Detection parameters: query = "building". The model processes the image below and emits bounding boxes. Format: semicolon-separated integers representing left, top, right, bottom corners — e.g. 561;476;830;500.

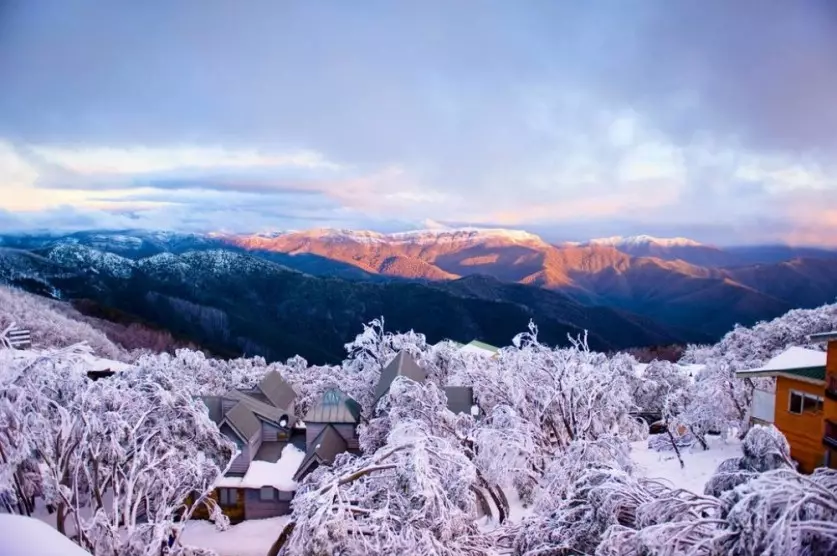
196;350;479;522
374;349;479;416
736;337;837;473
197;371;304;522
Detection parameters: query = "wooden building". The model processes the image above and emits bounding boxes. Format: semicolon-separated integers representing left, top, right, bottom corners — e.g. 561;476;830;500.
737;337;837;473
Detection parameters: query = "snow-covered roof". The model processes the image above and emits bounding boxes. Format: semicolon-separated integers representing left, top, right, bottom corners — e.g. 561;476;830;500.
756;347;825;372
460;340;500;357
0;514;91;555
215;444;305;492
736;346;827;383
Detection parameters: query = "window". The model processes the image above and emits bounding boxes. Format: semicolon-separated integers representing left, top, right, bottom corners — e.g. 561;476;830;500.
259;487;274;501
218;488;237;507
278;490;294;501
789;390;823;415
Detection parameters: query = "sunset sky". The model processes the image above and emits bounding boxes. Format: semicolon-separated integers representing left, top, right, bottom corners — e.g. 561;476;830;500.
1;1;836;245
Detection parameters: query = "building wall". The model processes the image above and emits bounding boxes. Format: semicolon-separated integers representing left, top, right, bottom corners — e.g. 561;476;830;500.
774;376;825;473
243;488;293;519
261;421;290;442
188;489;246;523
752;388;776;424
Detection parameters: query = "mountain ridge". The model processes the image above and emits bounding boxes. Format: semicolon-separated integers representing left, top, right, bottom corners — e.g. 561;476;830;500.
4;228;837;341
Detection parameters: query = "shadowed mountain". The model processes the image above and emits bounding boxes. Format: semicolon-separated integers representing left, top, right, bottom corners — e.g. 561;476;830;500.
0;243;695;363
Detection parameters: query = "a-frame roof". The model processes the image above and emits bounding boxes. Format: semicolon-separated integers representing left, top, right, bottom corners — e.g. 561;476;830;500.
256;370;297;411
223;401;262;441
303;388;362;424
374;350;427;402
225;389;293;426
293;424;349;481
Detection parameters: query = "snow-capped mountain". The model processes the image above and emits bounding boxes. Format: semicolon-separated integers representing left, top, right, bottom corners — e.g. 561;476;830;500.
5;228;837;342
585;235;704;248
237;227;547;247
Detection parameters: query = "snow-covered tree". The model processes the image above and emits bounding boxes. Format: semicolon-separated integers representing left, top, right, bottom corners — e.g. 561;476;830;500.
279;420;492;556
704;424;793;497
0;285;127;360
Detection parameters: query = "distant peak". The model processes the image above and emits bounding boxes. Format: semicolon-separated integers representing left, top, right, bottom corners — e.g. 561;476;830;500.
268;227;547;245
586;235;703;248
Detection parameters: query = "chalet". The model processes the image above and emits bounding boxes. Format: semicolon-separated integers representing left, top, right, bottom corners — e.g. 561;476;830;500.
196;350;480;522
736;338;837;473
197;371;304;522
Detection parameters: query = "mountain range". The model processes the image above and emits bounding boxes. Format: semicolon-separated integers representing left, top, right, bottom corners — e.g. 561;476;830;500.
2;228;836;363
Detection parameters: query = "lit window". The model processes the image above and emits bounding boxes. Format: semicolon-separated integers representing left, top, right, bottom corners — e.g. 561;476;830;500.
259;487;274;501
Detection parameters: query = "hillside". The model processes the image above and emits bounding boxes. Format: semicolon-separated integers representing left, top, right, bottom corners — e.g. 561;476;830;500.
226;229;837;336
0;245;693;363
6;228;837;341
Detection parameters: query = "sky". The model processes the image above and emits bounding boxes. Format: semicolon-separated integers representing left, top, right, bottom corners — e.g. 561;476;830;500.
1;0;837;245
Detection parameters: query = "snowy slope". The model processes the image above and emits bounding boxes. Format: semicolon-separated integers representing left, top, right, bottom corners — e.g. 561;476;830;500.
0;514;91;556
630;435;742;494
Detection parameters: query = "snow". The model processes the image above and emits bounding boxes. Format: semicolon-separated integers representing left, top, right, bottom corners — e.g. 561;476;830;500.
587;235;703;248
633;362;703;379
630;434;743;494
276;227;546;246
215;444;305;491
179;516;290;556
0;513;91;556
741;346;826;374
76;352;132;373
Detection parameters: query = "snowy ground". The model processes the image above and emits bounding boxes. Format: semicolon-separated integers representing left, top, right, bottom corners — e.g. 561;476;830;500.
179;516;290;556
630;434;743;494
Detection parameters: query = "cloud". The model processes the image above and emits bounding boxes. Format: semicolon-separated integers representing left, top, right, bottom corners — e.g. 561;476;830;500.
1;2;837;244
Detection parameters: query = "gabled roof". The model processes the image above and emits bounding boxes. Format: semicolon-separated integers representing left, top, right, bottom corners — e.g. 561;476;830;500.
303;388;362;423
223;401;262;441
444;386;477;416
293;424;348;481
374;351;427;402
225;389;294;426
735;346;827;384
256;370;297;411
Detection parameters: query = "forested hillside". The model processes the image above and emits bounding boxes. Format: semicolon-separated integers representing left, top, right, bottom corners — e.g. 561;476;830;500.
0;244;696;363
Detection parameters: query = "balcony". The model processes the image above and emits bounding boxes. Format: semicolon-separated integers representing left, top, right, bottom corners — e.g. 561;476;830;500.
824;420;837;450
828;376;837;402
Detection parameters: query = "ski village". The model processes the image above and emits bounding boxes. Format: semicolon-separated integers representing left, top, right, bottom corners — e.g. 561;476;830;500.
1;284;837;556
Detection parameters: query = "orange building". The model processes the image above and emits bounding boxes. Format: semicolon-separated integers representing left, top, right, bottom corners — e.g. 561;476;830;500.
737;333;837;473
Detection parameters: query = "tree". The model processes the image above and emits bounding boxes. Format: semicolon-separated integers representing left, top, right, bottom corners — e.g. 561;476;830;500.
704;424;794;497
279;420;492;556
